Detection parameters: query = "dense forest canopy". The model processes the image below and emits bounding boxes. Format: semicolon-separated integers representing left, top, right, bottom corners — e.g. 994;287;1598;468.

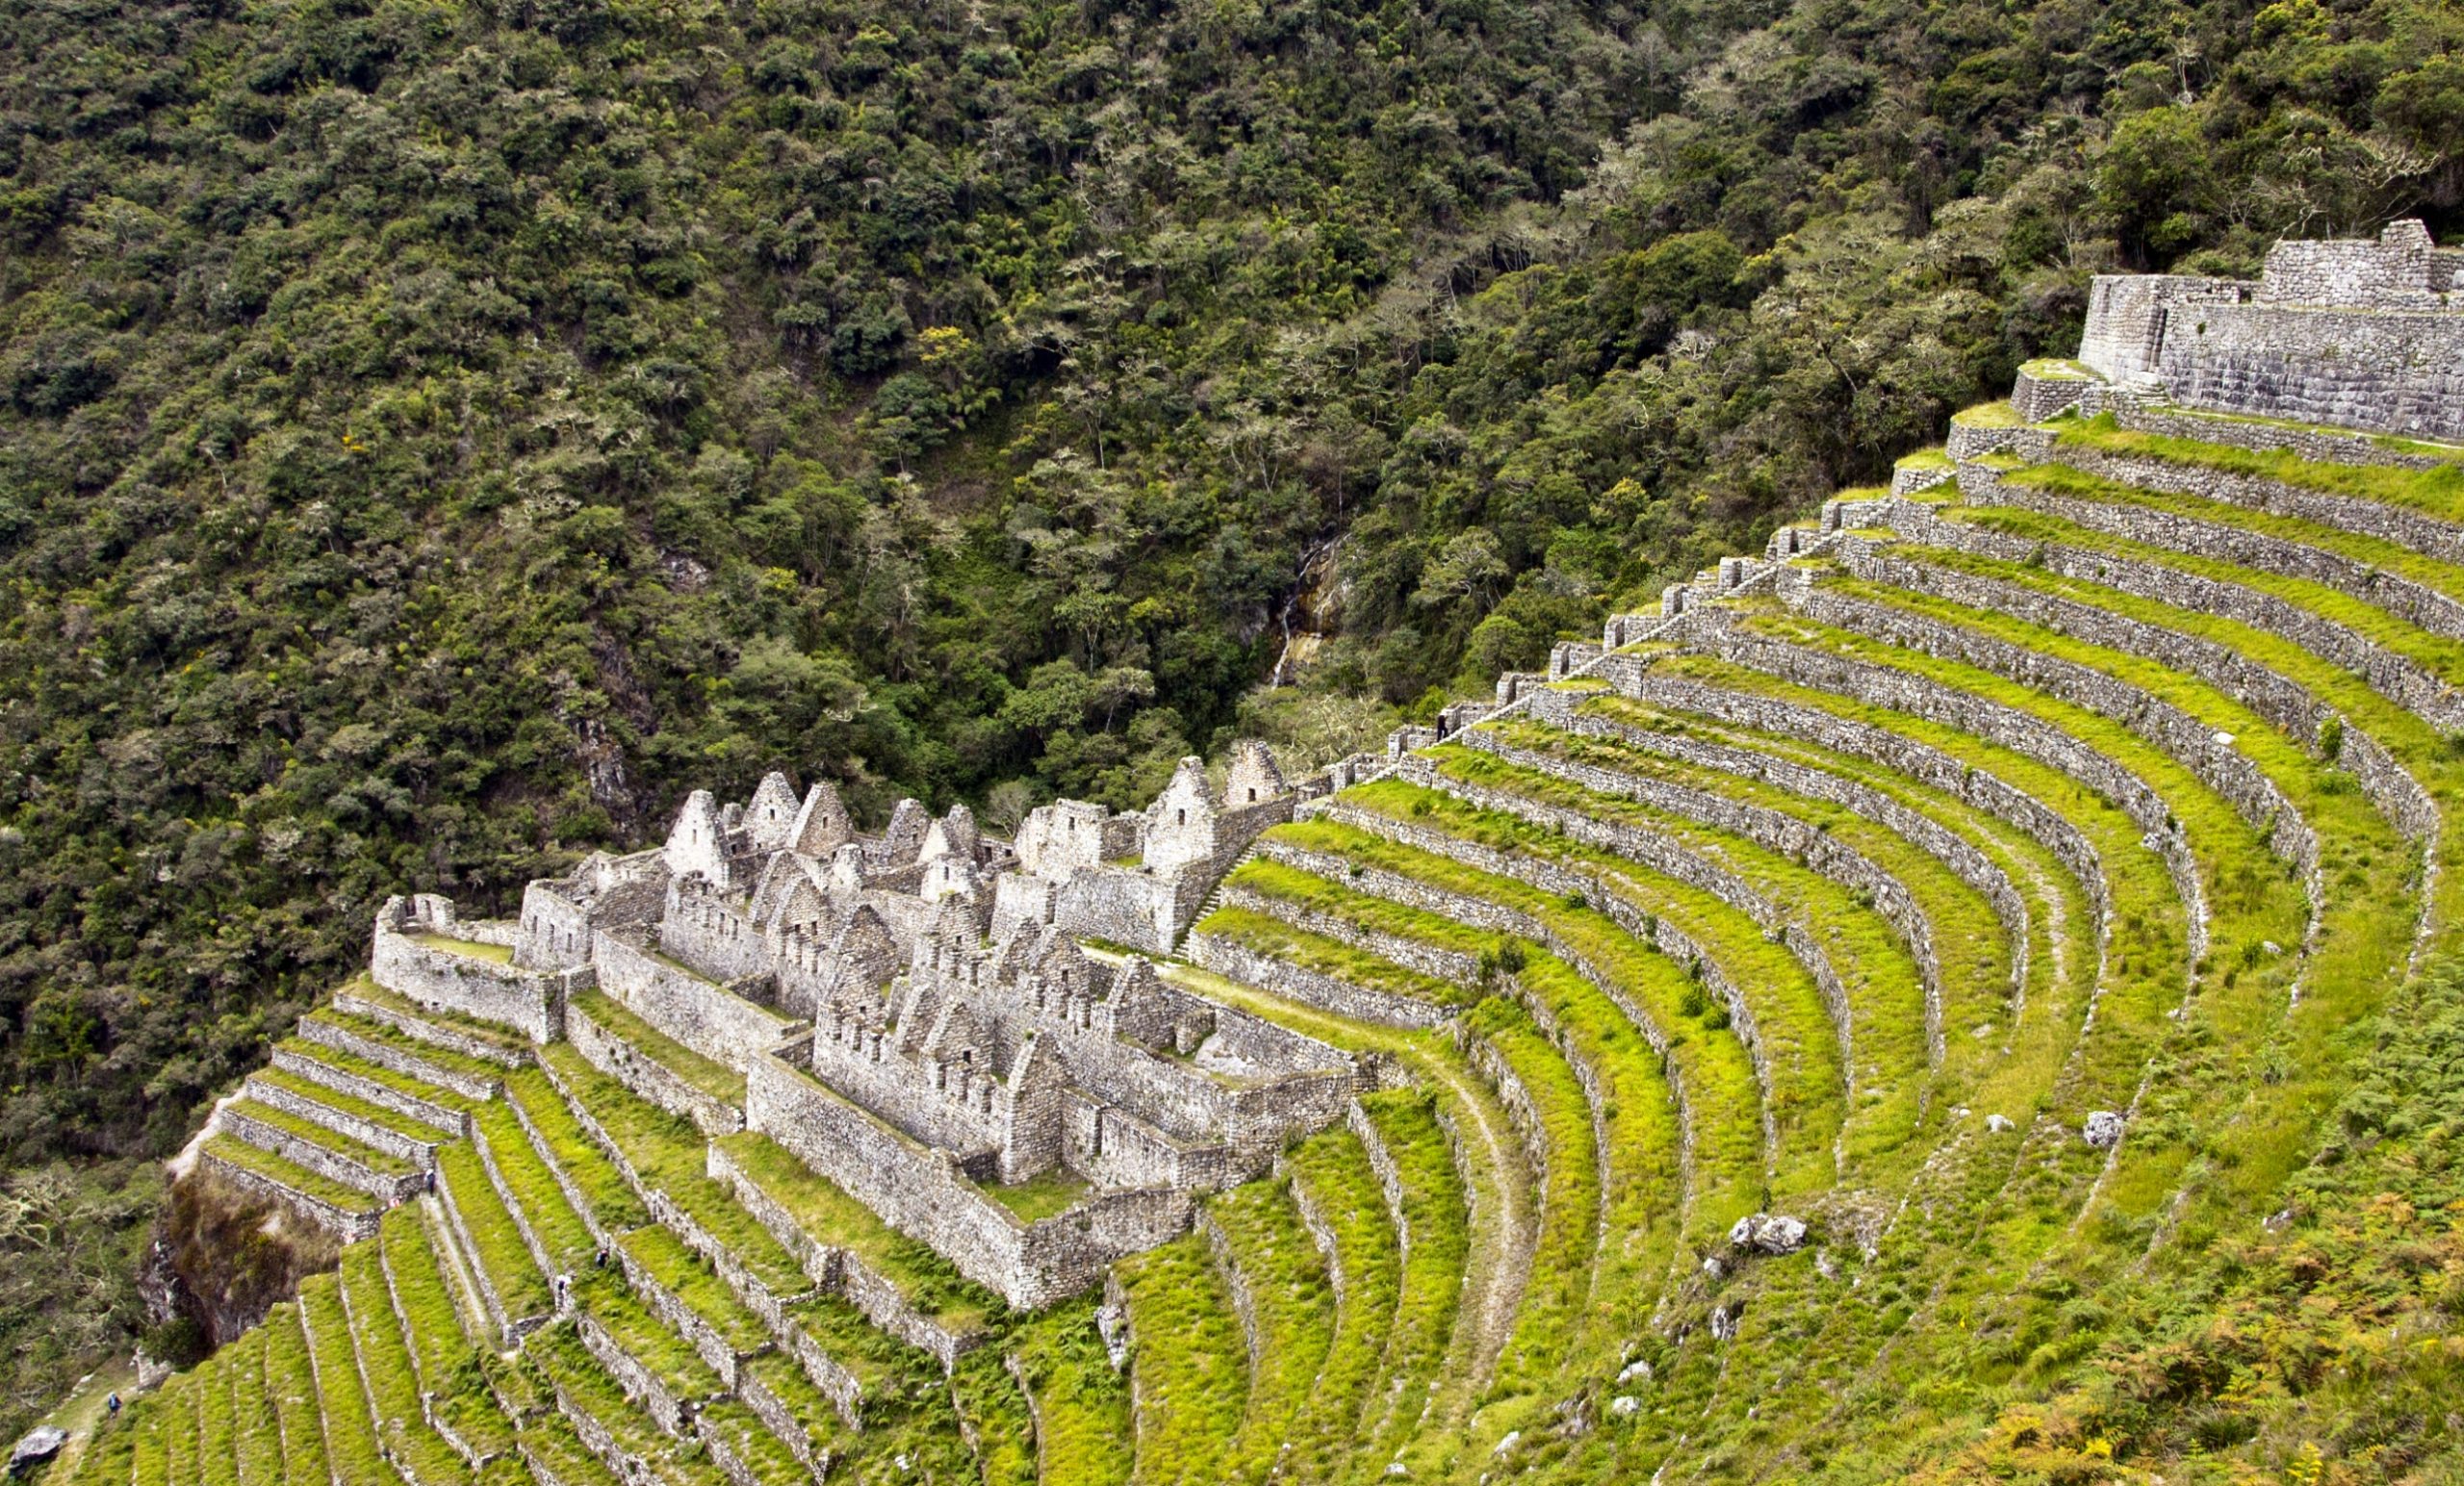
0;0;2458;1435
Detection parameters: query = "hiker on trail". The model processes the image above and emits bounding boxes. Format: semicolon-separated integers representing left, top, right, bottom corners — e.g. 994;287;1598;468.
106;1394;119;1418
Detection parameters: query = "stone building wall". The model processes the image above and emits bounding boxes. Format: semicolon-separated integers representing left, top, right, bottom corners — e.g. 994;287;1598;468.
659;879;775;986
744;1052;1193;1309
591;930;801;1070
372;897;579;1043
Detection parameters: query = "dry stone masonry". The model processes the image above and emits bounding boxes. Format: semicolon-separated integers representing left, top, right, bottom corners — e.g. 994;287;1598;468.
85;221;2464;1486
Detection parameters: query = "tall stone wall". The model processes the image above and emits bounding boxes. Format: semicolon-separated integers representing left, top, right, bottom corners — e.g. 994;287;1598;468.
744;1053;1192;1309
591;931;801;1069
372;900;579;1043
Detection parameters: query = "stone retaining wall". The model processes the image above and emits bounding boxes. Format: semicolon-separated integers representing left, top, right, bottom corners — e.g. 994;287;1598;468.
242;1076;443;1166
193;1149;379;1242
296;1016;502;1102
1185;926;1458;1031
218;1107;424;1202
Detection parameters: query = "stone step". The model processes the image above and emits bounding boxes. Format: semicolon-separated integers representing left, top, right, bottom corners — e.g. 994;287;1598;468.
269;1036;474;1138
337;978;536;1066
297;1008;507;1101
216;1097;428;1202
195;1133;385;1241
242;1064;455;1164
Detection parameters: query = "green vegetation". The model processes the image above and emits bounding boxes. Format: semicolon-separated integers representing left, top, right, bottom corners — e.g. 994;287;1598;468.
1116;1233;1246;1486
339;1242;476;1486
978;1169;1088;1225
504;1065;651;1232
196;1133;375;1215
471;1097;596;1270
618;1223;771;1355
1210;1176;1338;1485
1193;906;1468;1008
1007;1301;1135;1486
220;1096;419;1179
714;1130;1000;1332
250;1064;454;1146
2057;413;2464;519
437;1139;555;1322
571;991;747;1105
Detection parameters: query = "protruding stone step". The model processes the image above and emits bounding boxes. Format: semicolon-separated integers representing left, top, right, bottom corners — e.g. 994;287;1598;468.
216;1097;428;1202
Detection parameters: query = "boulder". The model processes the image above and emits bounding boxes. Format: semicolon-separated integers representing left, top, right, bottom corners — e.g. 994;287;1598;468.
1728;1213;1810;1255
1986;1114;2015;1133
1609;1396;1641;1417
8;1425;66;1476
2083;1111;2126;1149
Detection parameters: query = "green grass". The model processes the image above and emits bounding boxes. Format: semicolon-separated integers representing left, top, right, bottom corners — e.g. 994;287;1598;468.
541;1045;807;1296
249;1063;456;1145
1496;708;2017;1078
339;1241;476;1486
1351;1089;1470;1478
1275;1128;1403;1486
1194;905;1467;1006
2055;412;2464;520
438;1137;556;1322
1222;857;1498;960
271;1035;472;1120
193;1328;239;1486
1951;398;2024;429
977;1167;1088;1223
157;1374;194;1486
229;1319;285;1486
1008;1299;1136;1486
343;974;534;1055
950;1347;1039;1486
698;1397;811;1486
618;1222;771;1354
714;1130;1002;1332
580;1276;727;1399
303;1007;509;1087
1430;737;1937;1171
297;1274;388;1485
221;1095;419;1178
503;1063;651;1231
1117;1231;1247;1486
404;932;517;964
1456;994;1599;1432
1283;790;1793;1219
127;1393;169;1486
514;1408;629;1486
571;988;748;1105
381;1206;521;1461
471;1096;597;1269
740;1349;853;1465
1211;1176;1338;1485
198;1132;376;1214
530;1322;726;1486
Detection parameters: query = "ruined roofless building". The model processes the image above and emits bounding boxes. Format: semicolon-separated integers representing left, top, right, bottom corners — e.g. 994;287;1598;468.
369;748;1356;1308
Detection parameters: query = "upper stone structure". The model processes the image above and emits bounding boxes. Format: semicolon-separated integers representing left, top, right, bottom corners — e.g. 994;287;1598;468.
2073;219;2464;440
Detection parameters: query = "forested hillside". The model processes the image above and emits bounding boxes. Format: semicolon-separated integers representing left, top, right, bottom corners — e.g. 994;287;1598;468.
1;0;2459;1439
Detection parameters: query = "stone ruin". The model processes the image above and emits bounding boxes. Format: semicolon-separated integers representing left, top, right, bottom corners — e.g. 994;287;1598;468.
366;741;1358;1308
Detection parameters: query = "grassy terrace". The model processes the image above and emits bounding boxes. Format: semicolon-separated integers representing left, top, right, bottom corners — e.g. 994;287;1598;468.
1454;993;1599;1437
504;1063;651;1230
619;1222;772;1354
198;1132;376;1214
1276;1128;1402;1486
1116;1231;1246;1486
1827;555;2432;1241
572;988;747;1105
980;1167;1088;1224
2054;413;2464;521
951;1347;1038;1486
582;1276;727;1399
472;1096;597;1269
298;1275;389;1485
1935;511;2464;961
263;1304;330;1486
438;1138;556;1321
304;1007;510;1088
700;1397;811;1485
1265;813;1766;1239
2003;461;2464;615
739;1349;852;1463
1211;1176;1337;1486
1617;653;2193;1369
1493;710;2017;1062
230;1329;281;1485
403;932;519;964
382;1207;520;1462
272;1034;473;1120
1219;856;1497;961
714;1130;1002;1332
540;1044;808;1297
250;1063;456;1145
519;1409;629;1486
1352;1089;1470;1477
531;1322;727;1486
344;974;534;1055
222;1095;419;1178
1007;1299;1135;1486
339;1241;476;1486
1194;904;1468;1007
1429;736;1937;1170
194;1328;238;1486
783;1292;981;1480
